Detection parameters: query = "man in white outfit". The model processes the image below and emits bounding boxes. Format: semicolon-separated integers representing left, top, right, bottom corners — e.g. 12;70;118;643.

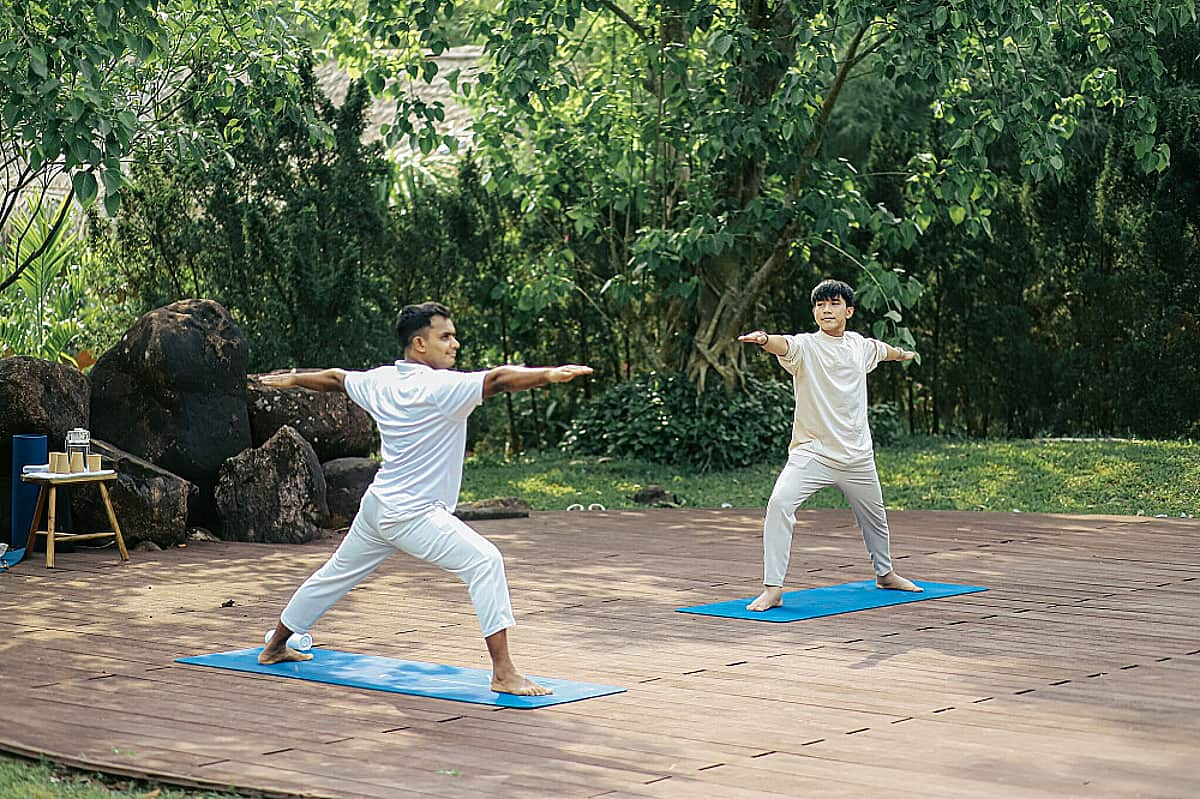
258;302;591;696
738;279;922;612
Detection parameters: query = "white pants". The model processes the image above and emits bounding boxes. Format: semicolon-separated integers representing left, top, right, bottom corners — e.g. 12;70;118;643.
763;451;894;586
280;492;516;639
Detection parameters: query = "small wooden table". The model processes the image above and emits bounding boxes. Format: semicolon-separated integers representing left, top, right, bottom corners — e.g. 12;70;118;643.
20;471;129;568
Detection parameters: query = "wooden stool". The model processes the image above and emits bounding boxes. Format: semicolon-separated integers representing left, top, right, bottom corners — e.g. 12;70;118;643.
20;471;130;568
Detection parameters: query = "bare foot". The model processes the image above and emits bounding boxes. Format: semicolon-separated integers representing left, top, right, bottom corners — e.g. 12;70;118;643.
258;644;314;665
746;586;784;611
876;571;923;592
491;672;553;696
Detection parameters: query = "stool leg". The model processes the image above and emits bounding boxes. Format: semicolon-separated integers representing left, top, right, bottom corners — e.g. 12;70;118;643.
46;486;57;568
27;486;47;549
98;482;129;562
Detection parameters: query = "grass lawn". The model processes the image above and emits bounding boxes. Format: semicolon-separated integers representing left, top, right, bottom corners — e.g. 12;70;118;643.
0;755;238;799
462;437;1199;517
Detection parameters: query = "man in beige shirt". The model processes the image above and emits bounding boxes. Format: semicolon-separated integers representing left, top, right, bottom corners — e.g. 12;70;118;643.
739;279;921;611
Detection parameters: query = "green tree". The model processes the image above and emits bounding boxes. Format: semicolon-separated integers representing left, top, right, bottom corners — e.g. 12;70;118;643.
0;0;324;294
445;0;1190;386
851;21;1200;438
110;75;433;370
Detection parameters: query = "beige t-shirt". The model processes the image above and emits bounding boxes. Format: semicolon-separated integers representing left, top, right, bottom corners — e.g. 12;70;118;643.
776;330;888;467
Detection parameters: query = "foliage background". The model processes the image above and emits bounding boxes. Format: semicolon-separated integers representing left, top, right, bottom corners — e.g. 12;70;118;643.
2;2;1197;458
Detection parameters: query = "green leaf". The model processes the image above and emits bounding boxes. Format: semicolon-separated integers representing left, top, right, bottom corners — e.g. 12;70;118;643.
100;165;124;193
949;205;967;225
71;171;98;206
30;46;47;78
97;3;115;30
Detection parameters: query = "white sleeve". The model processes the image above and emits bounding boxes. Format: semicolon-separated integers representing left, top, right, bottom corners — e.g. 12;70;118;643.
863;337;888;373
431;370;487;419
342;370;371;412
774;335;804;375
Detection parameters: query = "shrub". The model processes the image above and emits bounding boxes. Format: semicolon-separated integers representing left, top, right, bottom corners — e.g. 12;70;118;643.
0;198;86;364
561;372;792;471
562;373;907;470
868;402;905;446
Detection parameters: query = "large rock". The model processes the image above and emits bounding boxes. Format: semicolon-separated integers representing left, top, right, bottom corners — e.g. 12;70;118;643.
215;425;328;543
72;439;194;549
0;356;89;542
455;497;532;521
88;299;251;525
321;456;379;526
248;375;375;461
633;484;680;507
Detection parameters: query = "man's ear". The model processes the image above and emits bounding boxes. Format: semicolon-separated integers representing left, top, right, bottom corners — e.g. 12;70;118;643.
410;334;427;353
845;306;855;318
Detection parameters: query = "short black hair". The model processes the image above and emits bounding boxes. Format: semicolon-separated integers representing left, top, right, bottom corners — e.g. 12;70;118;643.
395;301;452;349
810;279;855;307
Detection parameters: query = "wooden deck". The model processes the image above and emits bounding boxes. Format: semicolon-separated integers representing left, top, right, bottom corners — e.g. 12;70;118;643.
2;508;1198;798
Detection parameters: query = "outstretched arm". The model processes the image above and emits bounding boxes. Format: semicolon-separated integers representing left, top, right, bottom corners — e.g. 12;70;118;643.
880;343;917;362
737;330;789;357
482;364;593;400
258;368;349;393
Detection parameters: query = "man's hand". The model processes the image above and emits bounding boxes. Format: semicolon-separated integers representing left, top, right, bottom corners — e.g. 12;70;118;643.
737;330;769;347
259;369;299;388
547;364;594;383
738;330;787;356
898;349;918;362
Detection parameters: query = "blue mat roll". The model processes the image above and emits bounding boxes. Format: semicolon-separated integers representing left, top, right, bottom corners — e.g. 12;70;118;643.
10;433;47;551
676;579;988;622
177;648;626;708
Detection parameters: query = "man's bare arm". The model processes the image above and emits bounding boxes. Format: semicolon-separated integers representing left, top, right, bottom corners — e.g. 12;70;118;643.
482;364;593;400
258;368;349;393
737;330;789;357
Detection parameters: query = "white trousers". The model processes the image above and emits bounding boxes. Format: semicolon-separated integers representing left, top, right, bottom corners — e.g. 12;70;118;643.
763;451;894;586
280;492;516;639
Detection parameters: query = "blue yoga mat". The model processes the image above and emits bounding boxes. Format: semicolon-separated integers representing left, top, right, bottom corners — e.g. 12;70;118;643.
176;648;626;709
676;580;988;622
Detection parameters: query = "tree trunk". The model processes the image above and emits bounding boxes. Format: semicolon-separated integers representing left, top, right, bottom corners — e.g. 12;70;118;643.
679;24;870;389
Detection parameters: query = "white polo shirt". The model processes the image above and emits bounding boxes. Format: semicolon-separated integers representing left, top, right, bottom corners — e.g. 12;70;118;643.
776;330;888;468
343;361;487;518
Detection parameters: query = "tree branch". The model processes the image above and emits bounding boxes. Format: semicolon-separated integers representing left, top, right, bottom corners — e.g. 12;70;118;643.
597;0;648;40
849;32;893;68
697;23;870;351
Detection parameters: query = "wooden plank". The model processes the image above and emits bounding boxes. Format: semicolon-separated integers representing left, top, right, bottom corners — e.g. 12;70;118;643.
2;508;1198;798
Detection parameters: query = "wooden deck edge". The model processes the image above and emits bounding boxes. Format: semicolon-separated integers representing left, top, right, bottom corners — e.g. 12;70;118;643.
0;738;321;799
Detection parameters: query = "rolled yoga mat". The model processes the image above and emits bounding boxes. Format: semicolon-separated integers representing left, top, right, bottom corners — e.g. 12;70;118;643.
6;433;48;568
